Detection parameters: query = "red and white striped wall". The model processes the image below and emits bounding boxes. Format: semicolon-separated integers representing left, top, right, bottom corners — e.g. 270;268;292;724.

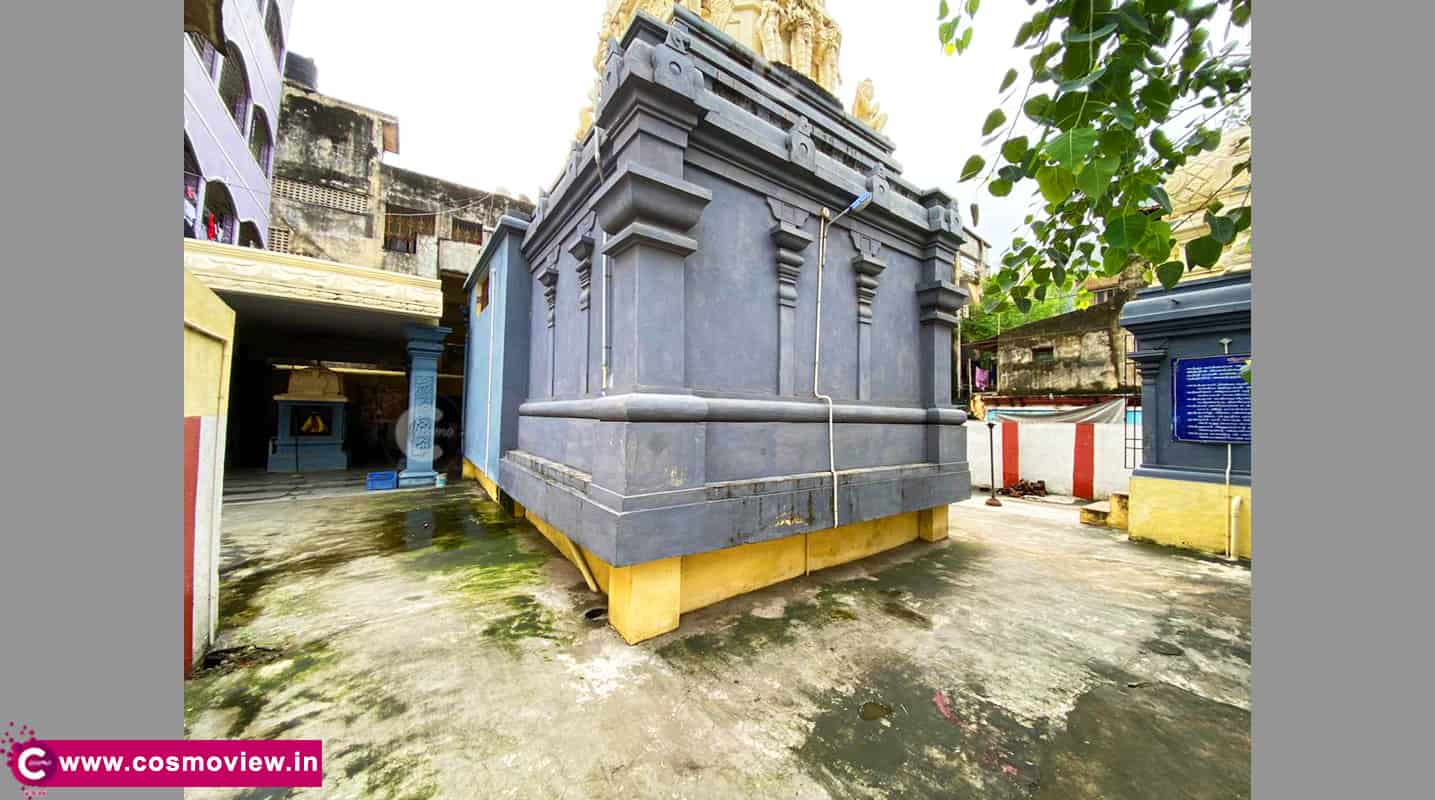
965;421;1131;500
183;414;226;677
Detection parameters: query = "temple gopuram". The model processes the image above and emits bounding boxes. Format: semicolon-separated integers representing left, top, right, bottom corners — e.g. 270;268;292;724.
577;0;887;139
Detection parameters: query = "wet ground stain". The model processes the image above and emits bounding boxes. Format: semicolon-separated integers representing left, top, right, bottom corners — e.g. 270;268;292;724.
795;657;1043;799
793;656;1251;800
1033;664;1250;799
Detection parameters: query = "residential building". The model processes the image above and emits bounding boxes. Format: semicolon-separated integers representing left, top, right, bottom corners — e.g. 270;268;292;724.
184;0;291;246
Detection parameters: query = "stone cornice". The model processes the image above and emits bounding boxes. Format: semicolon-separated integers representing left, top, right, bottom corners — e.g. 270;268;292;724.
183;239;442;320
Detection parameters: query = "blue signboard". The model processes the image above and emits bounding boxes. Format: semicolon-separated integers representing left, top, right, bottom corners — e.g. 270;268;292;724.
1172;354;1251;444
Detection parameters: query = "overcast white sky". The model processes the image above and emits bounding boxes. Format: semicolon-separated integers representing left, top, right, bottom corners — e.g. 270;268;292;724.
288;1;1052;252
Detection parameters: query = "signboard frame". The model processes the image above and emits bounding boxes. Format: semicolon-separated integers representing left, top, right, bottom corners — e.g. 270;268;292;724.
1171;353;1252;444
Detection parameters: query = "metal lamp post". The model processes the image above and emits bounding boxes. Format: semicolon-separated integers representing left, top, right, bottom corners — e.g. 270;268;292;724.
985;419;1002;507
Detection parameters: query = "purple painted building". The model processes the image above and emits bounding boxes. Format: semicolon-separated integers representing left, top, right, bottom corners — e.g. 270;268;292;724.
183;0;292;247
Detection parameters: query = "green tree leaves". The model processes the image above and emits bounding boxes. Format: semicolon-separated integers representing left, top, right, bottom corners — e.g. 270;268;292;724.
936;0;1251;306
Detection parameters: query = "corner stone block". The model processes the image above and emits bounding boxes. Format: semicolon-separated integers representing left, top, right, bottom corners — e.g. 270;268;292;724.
608;556;682;644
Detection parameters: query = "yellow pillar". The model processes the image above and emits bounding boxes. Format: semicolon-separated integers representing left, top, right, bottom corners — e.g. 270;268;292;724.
917;504;949;542
608;556;682;644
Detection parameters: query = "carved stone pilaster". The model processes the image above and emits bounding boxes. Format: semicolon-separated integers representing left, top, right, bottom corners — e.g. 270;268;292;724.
568;213;598;393
538;254;560;329
848;230;886;401
538;252;560;398
569;213;597;311
767;198;814;396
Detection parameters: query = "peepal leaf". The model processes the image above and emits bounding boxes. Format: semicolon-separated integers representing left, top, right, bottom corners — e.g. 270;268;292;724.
982;109;1007;136
1076;155;1120;201
1044;127;1099;168
1140;79;1174;121
1103;214;1149;248
1185;236;1222;267
1156;260;1185;289
999;68;1019;92
1001;135;1029;164
959;154;985;182
1035;165;1076;204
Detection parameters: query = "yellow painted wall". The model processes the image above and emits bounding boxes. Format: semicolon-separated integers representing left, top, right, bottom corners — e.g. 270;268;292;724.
1128;476;1251;559
183;269;236;419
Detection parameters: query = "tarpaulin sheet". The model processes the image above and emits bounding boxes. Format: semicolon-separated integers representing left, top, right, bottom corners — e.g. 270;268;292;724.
992;398;1127;424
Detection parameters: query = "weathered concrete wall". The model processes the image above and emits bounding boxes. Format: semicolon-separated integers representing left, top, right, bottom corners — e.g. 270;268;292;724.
993;302;1135;395
269;84;533;277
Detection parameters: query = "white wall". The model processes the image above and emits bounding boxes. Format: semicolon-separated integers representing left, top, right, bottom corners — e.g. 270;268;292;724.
965;421;1134;499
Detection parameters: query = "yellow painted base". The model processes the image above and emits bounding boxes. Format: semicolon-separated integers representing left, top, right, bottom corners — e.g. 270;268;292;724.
1107;491;1130;531
521;505;949;644
463;461;501;505
1128;476;1251;559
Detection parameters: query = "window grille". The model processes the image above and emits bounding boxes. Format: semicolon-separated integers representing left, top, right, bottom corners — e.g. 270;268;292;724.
451;217;485;246
268;225;293;254
384;204;435;254
271;177;368;214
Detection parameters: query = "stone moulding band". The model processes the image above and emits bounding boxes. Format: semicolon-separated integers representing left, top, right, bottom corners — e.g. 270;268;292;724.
517;393;967;425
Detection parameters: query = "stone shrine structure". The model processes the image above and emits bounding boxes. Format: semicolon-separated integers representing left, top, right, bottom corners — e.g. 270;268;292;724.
1121;273;1252;559
466;7;972;643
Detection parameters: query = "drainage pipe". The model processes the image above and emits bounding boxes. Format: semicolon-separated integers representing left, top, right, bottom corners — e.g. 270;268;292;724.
811;191;872;545
1224;443;1235;560
594;126;612;394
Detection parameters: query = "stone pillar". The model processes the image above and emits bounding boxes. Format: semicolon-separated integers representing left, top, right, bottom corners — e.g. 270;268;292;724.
767;198;813;396
399;324;451;487
849;230;887;401
591;22;711;393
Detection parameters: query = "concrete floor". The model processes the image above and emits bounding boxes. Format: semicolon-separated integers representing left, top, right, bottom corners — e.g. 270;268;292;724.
186;485;1250;800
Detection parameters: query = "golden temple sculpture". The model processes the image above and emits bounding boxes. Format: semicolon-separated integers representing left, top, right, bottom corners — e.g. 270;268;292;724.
852;78;887;134
577;0;883;140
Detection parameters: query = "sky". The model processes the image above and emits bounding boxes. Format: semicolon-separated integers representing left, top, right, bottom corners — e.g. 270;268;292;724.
286;1;1081;257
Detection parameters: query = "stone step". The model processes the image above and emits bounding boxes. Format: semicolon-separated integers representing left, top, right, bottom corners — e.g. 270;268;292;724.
1080;501;1112;527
